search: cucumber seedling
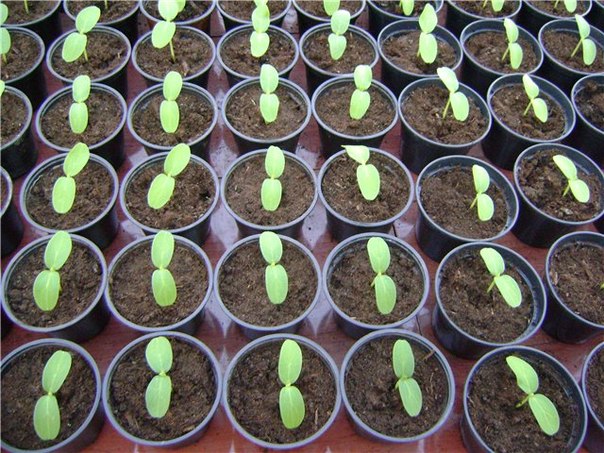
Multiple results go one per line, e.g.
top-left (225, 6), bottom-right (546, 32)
top-left (399, 0), bottom-right (415, 16)
top-left (367, 237), bottom-right (397, 315)
top-left (69, 75), bottom-right (91, 135)
top-left (481, 0), bottom-right (505, 13)
top-left (343, 145), bottom-right (380, 201)
top-left (502, 18), bottom-right (523, 70)
top-left (0, 4), bottom-right (10, 64)
top-left (324, 0), bottom-right (340, 15)
top-left (33, 231), bottom-right (73, 312)
top-left (261, 145), bottom-right (285, 212)
top-left (470, 164), bottom-right (494, 222)
top-left (151, 0), bottom-right (186, 62)
top-left (278, 339), bottom-right (305, 429)
top-left (328, 9), bottom-right (350, 61)
top-left (350, 64), bottom-right (372, 120)
top-left (437, 67), bottom-right (469, 121)
top-left (259, 64), bottom-right (280, 124)
top-left (147, 143), bottom-right (191, 209)
top-left (151, 231), bottom-right (177, 307)
top-left (571, 15), bottom-right (597, 66)
top-left (52, 143), bottom-right (91, 214)
top-left (393, 339), bottom-right (422, 417)
top-left (160, 71), bottom-right (183, 134)
top-left (522, 74), bottom-right (548, 123)
top-left (417, 4), bottom-right (438, 64)
top-left (250, 0), bottom-right (270, 58)
top-left (62, 6), bottom-right (101, 63)
top-left (259, 231), bottom-right (289, 304)
top-left (145, 336), bottom-right (173, 418)
top-left (553, 0), bottom-right (577, 13)
top-left (479, 247), bottom-right (522, 308)
top-left (552, 154), bottom-right (590, 203)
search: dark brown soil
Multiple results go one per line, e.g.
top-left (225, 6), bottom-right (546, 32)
top-left (322, 152), bottom-right (410, 222)
top-left (439, 249), bottom-right (533, 343)
top-left (0, 30), bottom-right (41, 81)
top-left (373, 0), bottom-right (433, 16)
top-left (218, 241), bottom-right (317, 326)
top-left (125, 160), bottom-right (215, 230)
top-left (66, 0), bottom-right (138, 21)
top-left (0, 91), bottom-right (27, 145)
top-left (468, 353), bottom-right (582, 452)
top-left (402, 85), bottom-right (488, 144)
top-left (315, 82), bottom-right (395, 136)
top-left (144, 0), bottom-right (213, 21)
top-left (420, 166), bottom-right (509, 239)
top-left (548, 242), bottom-right (604, 324)
top-left (527, 0), bottom-right (589, 16)
top-left (4, 241), bottom-right (103, 327)
top-left (109, 338), bottom-right (217, 441)
top-left (26, 161), bottom-right (114, 229)
top-left (491, 85), bottom-right (566, 139)
top-left (219, 0), bottom-right (288, 20)
top-left (328, 240), bottom-right (424, 325)
top-left (226, 83), bottom-right (307, 139)
top-left (452, 0), bottom-right (519, 17)
top-left (298, 0), bottom-right (363, 17)
top-left (225, 153), bottom-right (314, 226)
top-left (1, 346), bottom-right (96, 450)
top-left (576, 80), bottom-right (604, 129)
top-left (382, 31), bottom-right (458, 75)
top-left (40, 91), bottom-right (123, 147)
top-left (465, 31), bottom-right (540, 73)
top-left (3, 0), bottom-right (57, 24)
top-left (227, 341), bottom-right (336, 444)
top-left (517, 149), bottom-right (602, 221)
top-left (345, 336), bottom-right (449, 437)
top-left (542, 30), bottom-right (604, 72)
top-left (586, 346), bottom-right (604, 425)
top-left (302, 29), bottom-right (376, 74)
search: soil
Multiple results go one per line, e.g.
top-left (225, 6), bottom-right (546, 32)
top-left (315, 82), bottom-right (395, 136)
top-left (66, 0), bottom-right (138, 21)
top-left (125, 159), bottom-right (215, 230)
top-left (452, 0), bottom-right (519, 17)
top-left (298, 0), bottom-right (363, 17)
top-left (576, 80), bottom-right (604, 129)
top-left (40, 91), bottom-right (123, 147)
top-left (467, 353), bottom-right (582, 452)
top-left (465, 31), bottom-right (540, 73)
top-left (4, 241), bottom-right (103, 327)
top-left (328, 239), bottom-right (424, 325)
top-left (219, 0), bottom-right (288, 20)
top-left (0, 91), bottom-right (27, 145)
top-left (420, 166), bottom-right (509, 239)
top-left (491, 85), bottom-right (566, 139)
top-left (1, 346), bottom-right (96, 450)
top-left (144, 0), bottom-right (213, 21)
top-left (373, 0), bottom-right (433, 16)
top-left (0, 30), bottom-right (41, 81)
top-left (3, 0), bottom-right (57, 24)
top-left (541, 30), bottom-right (604, 73)
top-left (226, 83), bottom-right (307, 139)
top-left (548, 242), bottom-right (604, 324)
top-left (527, 0), bottom-right (589, 16)
top-left (402, 85), bottom-right (488, 144)
top-left (109, 338), bottom-right (216, 441)
top-left (225, 153), bottom-right (314, 226)
top-left (218, 241), bottom-right (317, 326)
top-left (322, 152), bottom-right (410, 222)
top-left (517, 149), bottom-right (602, 221)
top-left (439, 248), bottom-right (533, 343)
top-left (227, 341), bottom-right (336, 444)
top-left (302, 29), bottom-right (376, 74)
top-left (345, 336), bottom-right (449, 437)
top-left (26, 160), bottom-right (114, 229)
top-left (586, 346), bottom-right (604, 425)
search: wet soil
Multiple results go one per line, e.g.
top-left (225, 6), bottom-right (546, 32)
top-left (3, 0), bottom-right (58, 24)
top-left (527, 0), bottom-right (589, 16)
top-left (542, 30), bottom-right (604, 72)
top-left (0, 30), bottom-right (42, 80)
top-left (465, 31), bottom-right (540, 73)
top-left (66, 0), bottom-right (138, 21)
top-left (303, 29), bottom-right (376, 74)
top-left (298, 0), bottom-right (363, 17)
top-left (373, 0), bottom-right (434, 16)
top-left (452, 0), bottom-right (519, 17)
top-left (219, 0), bottom-right (288, 20)
top-left (0, 91), bottom-right (27, 145)
top-left (382, 31), bottom-right (458, 74)
top-left (144, 0), bottom-right (213, 21)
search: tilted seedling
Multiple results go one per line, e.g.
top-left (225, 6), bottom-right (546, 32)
top-left (522, 74), bottom-right (548, 123)
top-left (502, 18), bottom-right (523, 70)
top-left (52, 143), bottom-right (90, 214)
top-left (350, 65), bottom-right (372, 120)
top-left (259, 64), bottom-right (280, 124)
top-left (69, 75), bottom-right (91, 135)
top-left (250, 0), bottom-right (270, 58)
top-left (343, 145), bottom-right (380, 201)
top-left (152, 0), bottom-right (186, 62)
top-left (259, 231), bottom-right (289, 304)
top-left (151, 231), bottom-right (177, 307)
top-left (160, 71), bottom-right (183, 134)
top-left (367, 237), bottom-right (397, 315)
top-left (278, 339), bottom-right (305, 429)
top-left (392, 340), bottom-right (422, 417)
top-left (417, 4), bottom-right (438, 64)
top-left (147, 143), bottom-right (191, 209)
top-left (0, 4), bottom-right (10, 63)
top-left (33, 351), bottom-right (72, 440)
top-left (399, 0), bottom-right (415, 16)
top-left (261, 145), bottom-right (285, 211)
top-left (437, 67), bottom-right (469, 121)
top-left (506, 356), bottom-right (560, 436)
top-left (470, 164), bottom-right (494, 222)
top-left (324, 0), bottom-right (340, 16)
top-left (479, 247), bottom-right (522, 308)
top-left (571, 15), bottom-right (596, 66)
top-left (62, 6), bottom-right (101, 63)
top-left (328, 9), bottom-right (350, 61)
top-left (482, 0), bottom-right (504, 12)
top-left (554, 0), bottom-right (577, 13)
top-left (552, 154), bottom-right (590, 203)
top-left (33, 232), bottom-right (73, 311)
top-left (145, 336), bottom-right (173, 418)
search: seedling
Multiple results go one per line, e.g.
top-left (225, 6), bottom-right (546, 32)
top-left (151, 0), bottom-right (186, 62)
top-left (392, 340), bottom-right (422, 417)
top-left (33, 351), bottom-right (72, 440)
top-left (52, 143), bottom-right (90, 214)
top-left (160, 71), bottom-right (183, 134)
top-left (328, 9), bottom-right (350, 61)
top-left (147, 143), bottom-right (191, 209)
top-left (470, 164), bottom-right (494, 222)
top-left (522, 74), bottom-right (548, 123)
top-left (259, 231), bottom-right (288, 304)
top-left (261, 145), bottom-right (285, 211)
top-left (0, 80), bottom-right (4, 96)
top-left (552, 154), bottom-right (590, 203)
top-left (151, 231), bottom-right (177, 307)
top-left (479, 247), bottom-right (522, 308)
top-left (324, 0), bottom-right (340, 15)
top-left (506, 356), bottom-right (560, 436)
top-left (350, 65), bottom-right (372, 120)
top-left (571, 15), bottom-right (596, 66)
top-left (399, 0), bottom-right (414, 16)
top-left (367, 237), bottom-right (397, 315)
top-left (417, 4), bottom-right (438, 64)
top-left (145, 336), bottom-right (173, 418)
top-left (278, 339), bottom-right (305, 429)
top-left (259, 64), bottom-right (280, 124)
top-left (62, 6), bottom-right (101, 63)
top-left (502, 18), bottom-right (523, 70)
top-left (33, 232), bottom-right (73, 312)
top-left (0, 4), bottom-right (10, 63)
top-left (250, 0), bottom-right (270, 58)
top-left (69, 75), bottom-right (91, 135)
top-left (343, 145), bottom-right (380, 201)
top-left (23, 0), bottom-right (30, 14)
top-left (481, 0), bottom-right (504, 12)
top-left (437, 67), bottom-right (469, 121)
top-left (553, 0), bottom-right (577, 13)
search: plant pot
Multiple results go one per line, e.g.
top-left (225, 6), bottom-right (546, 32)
top-left (1, 234), bottom-right (110, 342)
top-left (445, 0), bottom-right (522, 37)
top-left (214, 234), bottom-right (321, 339)
top-left (102, 331), bottom-right (222, 448)
top-left (120, 152), bottom-right (219, 245)
top-left (582, 342), bottom-right (604, 453)
top-left (460, 19), bottom-right (543, 97)
top-left (433, 242), bottom-right (546, 359)
top-left (64, 0), bottom-right (140, 44)
top-left (1, 167), bottom-right (23, 258)
top-left (512, 144), bottom-right (604, 247)
top-left (519, 0), bottom-right (593, 36)
top-left (221, 149), bottom-right (318, 238)
top-left (2, 0), bottom-right (62, 45)
top-left (483, 74), bottom-right (576, 170)
top-left (323, 232), bottom-right (429, 339)
top-left (588, 0), bottom-right (604, 29)
top-left (1, 306), bottom-right (12, 338)
top-left (461, 345), bottom-right (588, 452)
top-left (36, 82), bottom-right (127, 169)
top-left (293, 0), bottom-right (366, 34)
top-left (366, 0), bottom-right (444, 38)
top-left (568, 74), bottom-right (604, 166)
top-left (217, 0), bottom-right (291, 31)
top-left (397, 77), bottom-right (491, 174)
top-left (0, 338), bottom-right (104, 452)
top-left (541, 232), bottom-right (604, 343)
top-left (105, 234), bottom-right (213, 335)
top-left (340, 329), bottom-right (455, 442)
top-left (318, 148), bottom-right (414, 241)
top-left (222, 77), bottom-right (311, 154)
top-left (139, 0), bottom-right (215, 35)
top-left (223, 333), bottom-right (341, 449)
top-left (127, 82), bottom-right (217, 159)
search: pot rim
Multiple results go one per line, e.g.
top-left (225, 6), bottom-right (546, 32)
top-left (138, 0), bottom-right (216, 25)
top-left (293, 0), bottom-right (366, 22)
top-left (1, 85), bottom-right (33, 150)
top-left (447, 0), bottom-right (522, 20)
top-left (3, 0), bottom-right (62, 27)
top-left (367, 0), bottom-right (444, 19)
top-left (2, 26), bottom-right (46, 84)
top-left (571, 74), bottom-right (604, 137)
top-left (64, 0), bottom-right (140, 25)
top-left (581, 341), bottom-right (604, 432)
top-left (216, 0), bottom-right (291, 25)
top-left (522, 0), bottom-right (593, 20)
top-left (0, 167), bottom-right (13, 216)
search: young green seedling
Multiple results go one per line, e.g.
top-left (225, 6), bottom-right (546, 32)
top-left (52, 143), bottom-right (90, 214)
top-left (151, 231), bottom-right (177, 307)
top-left (259, 64), bottom-right (280, 124)
top-left (392, 340), bottom-right (422, 417)
top-left (552, 154), bottom-right (590, 203)
top-left (343, 145), bottom-right (380, 201)
top-left (147, 143), bottom-right (191, 209)
top-left (417, 4), bottom-right (438, 64)
top-left (470, 164), bottom-right (494, 222)
top-left (33, 232), bottom-right (73, 312)
top-left (479, 247), bottom-right (522, 308)
top-left (278, 339), bottom-right (305, 429)
top-left (33, 351), bottom-right (72, 440)
top-left (145, 336), bottom-right (173, 418)
top-left (437, 67), bottom-right (469, 121)
top-left (0, 4), bottom-right (10, 64)
top-left (506, 356), bottom-right (560, 436)
top-left (160, 71), bottom-right (183, 134)
top-left (151, 0), bottom-right (186, 62)
top-left (482, 0), bottom-right (504, 12)
top-left (250, 0), bottom-right (270, 58)
top-left (259, 231), bottom-right (289, 304)
top-left (261, 145), bottom-right (285, 211)
top-left (62, 6), bottom-right (101, 63)
top-left (328, 9), bottom-right (350, 60)
top-left (324, 0), bottom-right (340, 15)
top-left (522, 74), bottom-right (548, 123)
top-left (69, 75), bottom-right (91, 134)
top-left (350, 65), bottom-right (372, 120)
top-left (553, 0), bottom-right (577, 13)
top-left (367, 237), bottom-right (397, 315)
top-left (399, 0), bottom-right (414, 16)
top-left (502, 18), bottom-right (523, 70)
top-left (571, 15), bottom-right (596, 66)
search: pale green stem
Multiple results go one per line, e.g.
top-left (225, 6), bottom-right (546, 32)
top-left (24, 0), bottom-right (29, 14)
top-left (83, 47), bottom-right (89, 62)
top-left (523, 100), bottom-right (532, 116)
top-left (470, 195), bottom-right (478, 209)
top-left (502, 47), bottom-right (509, 62)
top-left (442, 97), bottom-right (451, 119)
top-left (2, 54), bottom-right (6, 64)
top-left (487, 279), bottom-right (496, 293)
top-left (553, 0), bottom-right (560, 10)
top-left (516, 394), bottom-right (530, 408)
top-left (482, 0), bottom-right (488, 8)
top-left (169, 40), bottom-right (176, 63)
top-left (104, 0), bottom-right (109, 9)
top-left (563, 184), bottom-right (571, 197)
top-left (570, 39), bottom-right (582, 58)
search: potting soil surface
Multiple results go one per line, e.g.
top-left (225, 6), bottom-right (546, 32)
top-left (219, 0), bottom-right (288, 19)
top-left (0, 31), bottom-right (41, 80)
top-left (298, 0), bottom-right (363, 17)
top-left (464, 31), bottom-right (540, 73)
top-left (0, 91), bottom-right (27, 145)
top-left (144, 0), bottom-right (213, 21)
top-left (66, 0), bottom-right (138, 21)
top-left (526, 0), bottom-right (590, 16)
top-left (382, 31), bottom-right (457, 75)
top-left (451, 0), bottom-right (519, 17)
top-left (303, 29), bottom-right (375, 73)
top-left (541, 30), bottom-right (604, 73)
top-left (3, 0), bottom-right (57, 23)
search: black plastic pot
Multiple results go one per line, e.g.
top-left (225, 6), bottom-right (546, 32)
top-left (1, 306), bottom-right (12, 339)
top-left (139, 0), bottom-right (216, 35)
top-left (323, 232), bottom-right (430, 339)
top-left (512, 143), bottom-right (604, 248)
top-left (0, 167), bottom-right (23, 258)
top-left (64, 0), bottom-right (140, 44)
top-left (582, 342), bottom-right (604, 453)
top-left (446, 0), bottom-right (522, 37)
top-left (3, 0), bottom-right (62, 45)
top-left (483, 74), bottom-right (576, 170)
top-left (293, 0), bottom-right (366, 34)
top-left (217, 0), bottom-right (291, 31)
top-left (433, 242), bottom-right (546, 359)
top-left (519, 0), bottom-right (593, 36)
top-left (366, 0), bottom-right (444, 38)
top-left (397, 77), bottom-right (492, 174)
top-left (1, 234), bottom-right (110, 342)
top-left (568, 74), bottom-right (604, 166)
top-left (596, 212), bottom-right (604, 233)
top-left (415, 155), bottom-right (519, 262)
top-left (587, 0), bottom-right (604, 29)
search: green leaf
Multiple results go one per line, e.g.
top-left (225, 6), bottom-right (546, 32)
top-left (575, 14), bottom-right (591, 39)
top-left (569, 179), bottom-right (590, 203)
top-left (176, 0), bottom-right (186, 12)
top-left (251, 4), bottom-right (270, 33)
top-left (147, 173), bottom-right (175, 209)
top-left (522, 74), bottom-right (539, 100)
top-left (158, 0), bottom-right (179, 21)
top-left (279, 339), bottom-right (303, 385)
top-left (160, 100), bottom-right (179, 133)
top-left (75, 6), bottom-right (100, 34)
top-left (509, 42), bottom-right (523, 69)
top-left (0, 28), bottom-right (10, 57)
top-left (324, 0), bottom-right (340, 16)
top-left (259, 231), bottom-right (283, 264)
top-left (419, 32), bottom-right (437, 64)
top-left (33, 270), bottom-right (61, 311)
top-left (374, 274), bottom-right (396, 315)
top-left (479, 247), bottom-right (505, 277)
top-left (494, 274), bottom-right (522, 308)
top-left (52, 176), bottom-right (76, 214)
top-left (151, 21), bottom-right (176, 49)
top-left (532, 97), bottom-right (548, 123)
top-left (0, 4), bottom-right (8, 24)
top-left (42, 350), bottom-right (72, 394)
top-left (33, 395), bottom-right (60, 440)
top-left (350, 89), bottom-right (370, 120)
top-left (261, 178), bottom-right (282, 211)
top-left (163, 71), bottom-right (183, 101)
top-left (450, 91), bottom-right (469, 121)
top-left (265, 145), bottom-right (285, 178)
top-left (44, 231), bottom-right (72, 270)
top-left (343, 145), bottom-right (370, 164)
top-left (582, 38), bottom-right (597, 66)
top-left (472, 164), bottom-right (490, 194)
top-left (418, 4), bottom-right (437, 33)
top-left (529, 393), bottom-right (560, 436)
top-left (506, 356), bottom-right (539, 395)
top-left (265, 264), bottom-right (288, 304)
top-left (152, 269), bottom-right (177, 307)
top-left (552, 154), bottom-right (578, 180)
top-left (260, 64), bottom-right (279, 93)
top-left (151, 231), bottom-right (175, 269)
top-left (328, 33), bottom-right (347, 60)
top-left (330, 9), bottom-right (350, 35)
top-left (62, 32), bottom-right (87, 62)
top-left (437, 67), bottom-right (459, 93)
top-left (0, 80), bottom-right (4, 96)
top-left (392, 339), bottom-right (414, 379)
top-left (357, 164), bottom-right (380, 201)
top-left (72, 75), bottom-right (91, 103)
top-left (564, 0), bottom-right (577, 13)
top-left (279, 385), bottom-right (305, 429)
top-left (400, 0), bottom-right (414, 15)
top-left (503, 18), bottom-right (519, 43)
top-left (367, 237), bottom-right (390, 274)
top-left (477, 193), bottom-right (494, 222)
top-left (491, 0), bottom-right (504, 12)
top-left (398, 378), bottom-right (422, 417)
top-left (69, 102), bottom-right (88, 134)
top-left (63, 143), bottom-right (90, 177)
top-left (250, 31), bottom-right (270, 58)
top-left (146, 336), bottom-right (173, 374)
top-left (164, 143), bottom-right (191, 177)
top-left (260, 93), bottom-right (279, 123)
top-left (353, 65), bottom-right (372, 91)
top-left (145, 374), bottom-right (172, 418)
